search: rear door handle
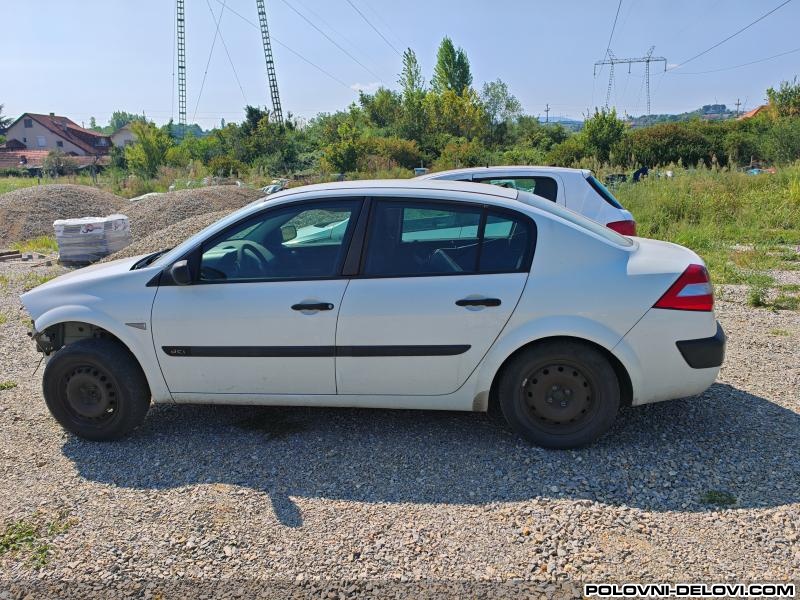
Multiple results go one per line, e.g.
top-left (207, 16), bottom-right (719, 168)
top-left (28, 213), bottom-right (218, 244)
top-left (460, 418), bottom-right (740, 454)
top-left (291, 302), bottom-right (334, 311)
top-left (456, 298), bottom-right (501, 307)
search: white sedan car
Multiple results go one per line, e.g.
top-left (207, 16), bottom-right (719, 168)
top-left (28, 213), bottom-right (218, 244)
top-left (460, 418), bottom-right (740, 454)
top-left (418, 166), bottom-right (637, 235)
top-left (21, 181), bottom-right (724, 448)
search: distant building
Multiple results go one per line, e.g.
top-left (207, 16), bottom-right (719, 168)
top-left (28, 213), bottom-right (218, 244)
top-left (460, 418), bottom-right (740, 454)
top-left (2, 112), bottom-right (111, 155)
top-left (0, 149), bottom-right (109, 174)
top-left (737, 105), bottom-right (768, 120)
top-left (110, 124), bottom-right (137, 148)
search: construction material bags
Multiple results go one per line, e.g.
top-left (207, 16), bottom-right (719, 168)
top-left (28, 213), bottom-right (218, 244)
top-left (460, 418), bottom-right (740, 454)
top-left (53, 214), bottom-right (132, 264)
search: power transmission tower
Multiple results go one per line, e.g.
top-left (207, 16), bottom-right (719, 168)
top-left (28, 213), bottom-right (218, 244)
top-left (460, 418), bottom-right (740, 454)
top-left (256, 0), bottom-right (283, 125)
top-left (545, 103), bottom-right (550, 123)
top-left (735, 98), bottom-right (742, 116)
top-left (594, 46), bottom-right (667, 115)
top-left (176, 0), bottom-right (187, 127)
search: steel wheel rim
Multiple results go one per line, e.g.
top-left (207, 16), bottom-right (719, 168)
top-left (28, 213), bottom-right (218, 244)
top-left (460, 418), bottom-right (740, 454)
top-left (521, 362), bottom-right (597, 433)
top-left (61, 364), bottom-right (119, 425)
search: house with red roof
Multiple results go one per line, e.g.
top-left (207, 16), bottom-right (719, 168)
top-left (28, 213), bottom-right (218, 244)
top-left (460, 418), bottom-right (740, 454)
top-left (2, 112), bottom-right (111, 155)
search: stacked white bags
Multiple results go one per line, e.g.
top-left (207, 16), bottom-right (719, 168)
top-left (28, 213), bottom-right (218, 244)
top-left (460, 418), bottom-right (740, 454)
top-left (53, 214), bottom-right (132, 264)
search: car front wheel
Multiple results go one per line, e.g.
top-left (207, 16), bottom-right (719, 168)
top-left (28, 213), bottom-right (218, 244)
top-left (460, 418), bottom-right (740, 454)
top-left (42, 338), bottom-right (151, 441)
top-left (498, 340), bottom-right (620, 449)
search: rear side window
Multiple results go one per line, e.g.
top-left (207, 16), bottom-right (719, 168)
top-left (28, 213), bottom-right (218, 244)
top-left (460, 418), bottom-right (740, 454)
top-left (473, 176), bottom-right (558, 202)
top-left (363, 199), bottom-right (534, 276)
top-left (586, 175), bottom-right (623, 209)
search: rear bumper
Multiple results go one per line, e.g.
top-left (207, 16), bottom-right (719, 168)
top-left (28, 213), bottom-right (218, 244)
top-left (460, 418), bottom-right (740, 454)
top-left (614, 309), bottom-right (722, 406)
top-left (676, 322), bottom-right (726, 369)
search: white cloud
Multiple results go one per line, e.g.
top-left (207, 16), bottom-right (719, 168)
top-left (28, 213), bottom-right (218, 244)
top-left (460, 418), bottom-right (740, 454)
top-left (667, 63), bottom-right (680, 70)
top-left (350, 81), bottom-right (381, 93)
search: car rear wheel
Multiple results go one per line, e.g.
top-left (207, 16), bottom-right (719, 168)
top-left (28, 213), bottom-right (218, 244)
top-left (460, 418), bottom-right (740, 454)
top-left (43, 338), bottom-right (151, 441)
top-left (498, 340), bottom-right (620, 449)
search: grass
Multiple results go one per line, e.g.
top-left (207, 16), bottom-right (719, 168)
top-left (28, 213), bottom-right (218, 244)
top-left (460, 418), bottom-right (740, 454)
top-left (0, 313), bottom-right (6, 325)
top-left (615, 166), bottom-right (800, 310)
top-left (699, 490), bottom-right (737, 506)
top-left (769, 328), bottom-right (790, 336)
top-left (0, 512), bottom-right (74, 568)
top-left (0, 177), bottom-right (38, 195)
top-left (21, 273), bottom-right (57, 292)
top-left (0, 381), bottom-right (17, 390)
top-left (11, 236), bottom-right (59, 255)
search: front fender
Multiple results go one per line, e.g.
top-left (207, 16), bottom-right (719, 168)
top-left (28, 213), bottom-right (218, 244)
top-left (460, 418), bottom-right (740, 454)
top-left (33, 305), bottom-right (172, 403)
top-left (473, 314), bottom-right (640, 399)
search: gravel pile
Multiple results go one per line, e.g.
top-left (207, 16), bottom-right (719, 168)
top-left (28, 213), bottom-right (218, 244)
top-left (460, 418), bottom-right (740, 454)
top-left (1, 262), bottom-right (798, 596)
top-left (124, 186), bottom-right (263, 240)
top-left (103, 210), bottom-right (231, 261)
top-left (0, 185), bottom-right (125, 247)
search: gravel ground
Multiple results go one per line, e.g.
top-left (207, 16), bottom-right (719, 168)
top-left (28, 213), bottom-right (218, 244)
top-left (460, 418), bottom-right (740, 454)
top-left (102, 210), bottom-right (232, 261)
top-left (0, 185), bottom-right (125, 247)
top-left (0, 258), bottom-right (798, 599)
top-left (123, 187), bottom-right (263, 241)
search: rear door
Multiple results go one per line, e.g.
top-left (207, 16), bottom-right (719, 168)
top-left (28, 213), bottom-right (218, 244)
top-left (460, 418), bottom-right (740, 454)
top-left (335, 197), bottom-right (535, 395)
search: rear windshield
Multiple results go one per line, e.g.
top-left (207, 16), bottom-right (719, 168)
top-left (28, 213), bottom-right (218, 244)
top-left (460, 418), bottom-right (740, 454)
top-left (517, 191), bottom-right (633, 247)
top-left (586, 175), bottom-right (624, 209)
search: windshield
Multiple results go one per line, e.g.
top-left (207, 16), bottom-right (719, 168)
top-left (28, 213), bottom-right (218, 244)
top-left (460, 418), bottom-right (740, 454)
top-left (517, 190), bottom-right (634, 247)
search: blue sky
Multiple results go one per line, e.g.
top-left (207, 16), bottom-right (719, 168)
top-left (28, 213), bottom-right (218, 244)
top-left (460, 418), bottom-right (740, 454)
top-left (3, 0), bottom-right (799, 129)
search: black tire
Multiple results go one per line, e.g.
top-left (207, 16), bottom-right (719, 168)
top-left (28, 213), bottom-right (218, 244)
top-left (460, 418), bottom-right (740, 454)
top-left (42, 338), bottom-right (151, 441)
top-left (498, 340), bottom-right (620, 449)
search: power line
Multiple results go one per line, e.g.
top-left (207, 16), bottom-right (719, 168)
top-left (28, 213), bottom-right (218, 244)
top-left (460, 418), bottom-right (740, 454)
top-left (205, 0), bottom-right (248, 104)
top-left (671, 45), bottom-right (800, 75)
top-left (603, 0), bottom-right (623, 59)
top-left (668, 0), bottom-right (794, 71)
top-left (193, 0), bottom-right (227, 122)
top-left (213, 0), bottom-right (352, 89)
top-left (344, 0), bottom-right (401, 56)
top-left (276, 0), bottom-right (384, 82)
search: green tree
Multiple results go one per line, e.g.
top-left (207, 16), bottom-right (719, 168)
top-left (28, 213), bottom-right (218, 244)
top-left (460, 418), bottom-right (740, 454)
top-left (108, 110), bottom-right (145, 132)
top-left (124, 121), bottom-right (172, 178)
top-left (766, 77), bottom-right (800, 118)
top-left (583, 108), bottom-right (625, 163)
top-left (43, 150), bottom-right (78, 176)
top-left (481, 79), bottom-right (522, 145)
top-left (431, 37), bottom-right (472, 94)
top-left (424, 89), bottom-right (488, 143)
top-left (398, 48), bottom-right (427, 142)
top-left (0, 104), bottom-right (11, 130)
top-left (359, 88), bottom-right (402, 129)
top-left (321, 122), bottom-right (364, 173)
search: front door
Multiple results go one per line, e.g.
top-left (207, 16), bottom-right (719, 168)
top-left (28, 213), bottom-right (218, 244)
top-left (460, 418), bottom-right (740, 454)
top-left (151, 198), bottom-right (362, 397)
top-left (335, 198), bottom-right (535, 395)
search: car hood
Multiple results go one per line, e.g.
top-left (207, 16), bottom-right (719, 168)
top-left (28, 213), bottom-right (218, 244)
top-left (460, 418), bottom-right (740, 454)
top-left (20, 255), bottom-right (154, 322)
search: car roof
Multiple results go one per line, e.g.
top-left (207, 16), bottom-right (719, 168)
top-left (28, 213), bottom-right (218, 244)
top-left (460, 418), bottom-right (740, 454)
top-left (262, 178), bottom-right (520, 202)
top-left (417, 165), bottom-right (591, 179)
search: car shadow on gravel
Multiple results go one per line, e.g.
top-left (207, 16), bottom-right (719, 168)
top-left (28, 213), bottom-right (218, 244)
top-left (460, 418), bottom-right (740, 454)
top-left (61, 383), bottom-right (800, 527)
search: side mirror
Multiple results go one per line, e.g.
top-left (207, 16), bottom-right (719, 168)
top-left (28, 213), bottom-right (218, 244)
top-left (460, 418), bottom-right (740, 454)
top-left (169, 259), bottom-right (192, 285)
top-left (281, 225), bottom-right (297, 242)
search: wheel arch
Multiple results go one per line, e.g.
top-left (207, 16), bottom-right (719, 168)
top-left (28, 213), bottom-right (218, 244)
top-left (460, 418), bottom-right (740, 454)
top-left (487, 335), bottom-right (633, 414)
top-left (34, 306), bottom-right (171, 402)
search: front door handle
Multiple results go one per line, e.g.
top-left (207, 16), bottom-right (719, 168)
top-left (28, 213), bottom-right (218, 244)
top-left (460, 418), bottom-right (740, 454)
top-left (456, 297), bottom-right (501, 307)
top-left (291, 302), bottom-right (334, 311)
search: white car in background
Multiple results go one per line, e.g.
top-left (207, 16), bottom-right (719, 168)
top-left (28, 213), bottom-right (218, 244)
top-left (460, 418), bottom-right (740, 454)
top-left (21, 180), bottom-right (723, 448)
top-left (419, 166), bottom-right (637, 235)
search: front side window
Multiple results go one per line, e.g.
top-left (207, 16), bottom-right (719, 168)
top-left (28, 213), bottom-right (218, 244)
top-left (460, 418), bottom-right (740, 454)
top-left (24, 118), bottom-right (33, 128)
top-left (364, 200), bottom-right (533, 277)
top-left (473, 176), bottom-right (558, 202)
top-left (36, 136), bottom-right (46, 147)
top-left (199, 199), bottom-right (360, 282)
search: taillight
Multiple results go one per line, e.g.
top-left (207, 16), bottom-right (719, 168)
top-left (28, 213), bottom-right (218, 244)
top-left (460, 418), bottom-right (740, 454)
top-left (653, 264), bottom-right (714, 311)
top-left (607, 220), bottom-right (637, 236)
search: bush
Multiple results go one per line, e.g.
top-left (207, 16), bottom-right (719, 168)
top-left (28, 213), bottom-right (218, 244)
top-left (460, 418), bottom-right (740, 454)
top-left (207, 156), bottom-right (246, 177)
top-left (432, 138), bottom-right (489, 170)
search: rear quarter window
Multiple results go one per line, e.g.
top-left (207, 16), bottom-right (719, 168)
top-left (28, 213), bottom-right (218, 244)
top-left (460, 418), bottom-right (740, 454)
top-left (586, 175), bottom-right (624, 209)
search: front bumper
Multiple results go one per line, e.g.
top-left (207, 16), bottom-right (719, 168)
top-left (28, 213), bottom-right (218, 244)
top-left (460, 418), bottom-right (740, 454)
top-left (676, 322), bottom-right (726, 369)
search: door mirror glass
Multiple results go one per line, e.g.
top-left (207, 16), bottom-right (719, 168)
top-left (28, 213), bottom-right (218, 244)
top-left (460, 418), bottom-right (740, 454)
top-left (169, 259), bottom-right (192, 285)
top-left (280, 224), bottom-right (297, 242)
